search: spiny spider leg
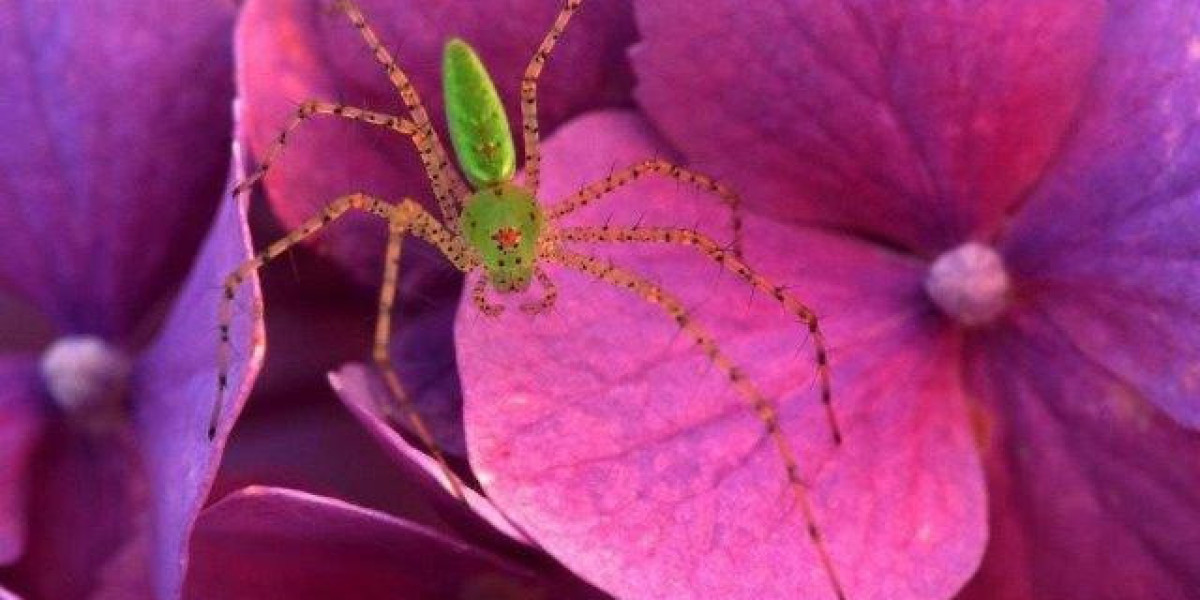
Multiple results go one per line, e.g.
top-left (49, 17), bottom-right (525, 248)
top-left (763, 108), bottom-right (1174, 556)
top-left (233, 101), bottom-right (416, 197)
top-left (555, 225), bottom-right (841, 445)
top-left (545, 247), bottom-right (847, 600)
top-left (334, 0), bottom-right (470, 228)
top-left (519, 268), bottom-right (558, 315)
top-left (548, 158), bottom-right (745, 257)
top-left (520, 0), bottom-right (584, 194)
top-left (216, 194), bottom-right (476, 501)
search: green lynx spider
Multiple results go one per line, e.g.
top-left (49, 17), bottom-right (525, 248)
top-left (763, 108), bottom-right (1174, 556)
top-left (214, 0), bottom-right (847, 597)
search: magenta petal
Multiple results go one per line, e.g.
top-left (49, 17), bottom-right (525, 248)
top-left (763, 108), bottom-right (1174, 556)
top-left (960, 311), bottom-right (1200, 600)
top-left (0, 0), bottom-right (234, 338)
top-left (0, 585), bottom-right (20, 600)
top-left (1000, 1), bottom-right (1200, 428)
top-left (633, 0), bottom-right (1106, 253)
top-left (237, 0), bottom-right (634, 281)
top-left (457, 111), bottom-right (985, 599)
top-left (0, 358), bottom-right (44, 565)
top-left (130, 151), bottom-right (264, 599)
top-left (185, 487), bottom-right (545, 600)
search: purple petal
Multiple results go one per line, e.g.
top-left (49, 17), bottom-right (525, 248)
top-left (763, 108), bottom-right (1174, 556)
top-left (185, 487), bottom-right (560, 600)
top-left (8, 426), bottom-right (152, 600)
top-left (219, 233), bottom-right (465, 455)
top-left (237, 0), bottom-right (634, 281)
top-left (129, 146), bottom-right (264, 599)
top-left (633, 0), bottom-right (1106, 254)
top-left (211, 398), bottom-right (444, 523)
top-left (959, 310), bottom-right (1200, 600)
top-left (0, 585), bottom-right (21, 600)
top-left (457, 111), bottom-right (985, 599)
top-left (0, 0), bottom-right (234, 338)
top-left (0, 357), bottom-right (44, 565)
top-left (329, 364), bottom-right (529, 545)
top-left (1001, 0), bottom-right (1200, 428)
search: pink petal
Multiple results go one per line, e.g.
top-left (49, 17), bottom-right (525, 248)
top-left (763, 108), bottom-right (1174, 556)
top-left (130, 147), bottom-right (264, 599)
top-left (633, 0), bottom-right (1106, 255)
top-left (457, 111), bottom-right (985, 599)
top-left (0, 358), bottom-right (44, 565)
top-left (237, 0), bottom-right (634, 281)
top-left (185, 487), bottom-right (550, 600)
top-left (959, 310), bottom-right (1200, 600)
top-left (1000, 1), bottom-right (1200, 428)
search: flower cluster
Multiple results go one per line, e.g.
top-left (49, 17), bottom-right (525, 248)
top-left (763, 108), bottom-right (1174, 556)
top-left (1, 1), bottom-right (1196, 599)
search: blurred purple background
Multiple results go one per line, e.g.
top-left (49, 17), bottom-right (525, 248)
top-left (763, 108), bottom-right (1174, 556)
top-left (1, 0), bottom-right (1197, 599)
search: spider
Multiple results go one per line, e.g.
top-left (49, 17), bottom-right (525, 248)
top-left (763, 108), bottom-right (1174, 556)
top-left (213, 0), bottom-right (847, 597)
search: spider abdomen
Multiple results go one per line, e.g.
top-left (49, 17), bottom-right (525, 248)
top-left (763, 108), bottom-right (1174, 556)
top-left (443, 38), bottom-right (515, 189)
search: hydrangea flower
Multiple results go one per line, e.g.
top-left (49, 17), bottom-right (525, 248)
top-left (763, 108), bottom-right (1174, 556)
top-left (621, 0), bottom-right (1200, 598)
top-left (0, 1), bottom-right (262, 597)
top-left (298, 0), bottom-right (1200, 598)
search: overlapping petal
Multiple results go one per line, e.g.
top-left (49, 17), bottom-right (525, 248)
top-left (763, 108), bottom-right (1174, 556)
top-left (0, 165), bottom-right (260, 599)
top-left (633, 0), bottom-right (1106, 255)
top-left (328, 365), bottom-right (611, 597)
top-left (960, 311), bottom-right (1200, 600)
top-left (131, 164), bottom-right (264, 599)
top-left (0, 1), bottom-right (244, 597)
top-left (456, 111), bottom-right (985, 599)
top-left (1001, 0), bottom-right (1200, 427)
top-left (330, 364), bottom-right (530, 545)
top-left (632, 2), bottom-right (1200, 597)
top-left (185, 487), bottom-right (545, 600)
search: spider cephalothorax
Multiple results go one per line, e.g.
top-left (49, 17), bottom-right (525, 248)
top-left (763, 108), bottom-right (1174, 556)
top-left (461, 182), bottom-right (545, 293)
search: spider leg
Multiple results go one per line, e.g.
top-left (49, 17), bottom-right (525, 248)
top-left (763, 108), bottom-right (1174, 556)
top-left (234, 101), bottom-right (422, 197)
top-left (371, 201), bottom-right (478, 501)
top-left (520, 0), bottom-right (584, 193)
top-left (545, 247), bottom-right (847, 600)
top-left (519, 268), bottom-right (559, 315)
top-left (334, 0), bottom-right (470, 229)
top-left (216, 193), bottom-right (475, 486)
top-left (556, 225), bottom-right (841, 445)
top-left (472, 274), bottom-right (505, 317)
top-left (215, 192), bottom-right (393, 439)
top-left (548, 158), bottom-right (744, 257)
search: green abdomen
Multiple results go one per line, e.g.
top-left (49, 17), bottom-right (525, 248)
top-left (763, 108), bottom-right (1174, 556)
top-left (443, 38), bottom-right (515, 189)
